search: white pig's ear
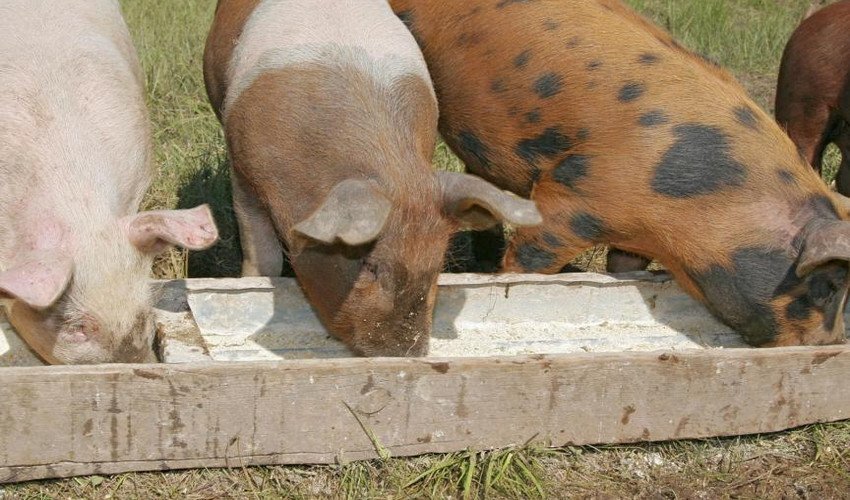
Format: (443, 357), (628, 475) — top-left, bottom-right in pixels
(0, 252), (73, 309)
(125, 204), (219, 255)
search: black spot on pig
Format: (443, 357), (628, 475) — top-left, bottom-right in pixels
(525, 109), (541, 123)
(566, 36), (581, 48)
(458, 131), (492, 170)
(496, 0), (537, 8)
(618, 82), (645, 102)
(805, 194), (839, 219)
(544, 19), (560, 30)
(457, 32), (483, 47)
(514, 50), (532, 69)
(777, 170), (796, 185)
(553, 154), (589, 190)
(651, 124), (746, 198)
(577, 128), (590, 141)
(785, 296), (811, 320)
(542, 233), (562, 247)
(807, 265), (848, 331)
(734, 105), (759, 130)
(783, 263), (848, 330)
(516, 127), (572, 164)
(491, 79), (507, 93)
(639, 110), (669, 127)
(516, 243), (555, 271)
(570, 212), (607, 241)
(688, 247), (793, 345)
(534, 73), (564, 98)
(639, 53), (660, 65)
(587, 60), (603, 71)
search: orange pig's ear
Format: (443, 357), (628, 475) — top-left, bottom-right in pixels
(438, 171), (542, 230)
(797, 220), (850, 277)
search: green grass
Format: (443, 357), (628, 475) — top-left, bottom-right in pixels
(6, 0), (847, 497)
(120, 0), (238, 279)
(630, 0), (811, 75)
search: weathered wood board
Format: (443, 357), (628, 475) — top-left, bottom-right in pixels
(0, 273), (848, 483)
(0, 346), (848, 483)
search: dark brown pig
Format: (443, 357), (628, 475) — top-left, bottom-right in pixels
(776, 0), (850, 195)
(392, 0), (850, 347)
(204, 0), (541, 357)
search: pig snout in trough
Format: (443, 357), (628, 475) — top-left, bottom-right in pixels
(204, 0), (541, 357)
(393, 0), (850, 347)
(0, 0), (219, 364)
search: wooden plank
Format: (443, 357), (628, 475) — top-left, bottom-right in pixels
(1, 345), (848, 482)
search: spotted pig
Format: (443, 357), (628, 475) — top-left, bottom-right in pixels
(776, 0), (850, 196)
(204, 0), (541, 357)
(392, 0), (850, 347)
(0, 0), (219, 364)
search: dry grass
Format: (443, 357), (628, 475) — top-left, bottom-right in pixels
(5, 0), (848, 498)
(6, 423), (850, 498)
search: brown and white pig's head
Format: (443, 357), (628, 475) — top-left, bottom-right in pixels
(288, 172), (541, 357)
(0, 205), (218, 364)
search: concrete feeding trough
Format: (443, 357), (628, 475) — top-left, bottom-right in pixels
(156, 272), (750, 364)
(0, 272), (848, 483)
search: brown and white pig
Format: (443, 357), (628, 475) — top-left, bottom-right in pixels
(776, 0), (850, 195)
(203, 0), (541, 357)
(0, 0), (219, 364)
(392, 0), (850, 347)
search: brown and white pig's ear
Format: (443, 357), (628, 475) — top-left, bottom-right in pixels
(0, 252), (73, 309)
(126, 204), (219, 255)
(292, 179), (391, 247)
(797, 220), (850, 277)
(438, 171), (543, 230)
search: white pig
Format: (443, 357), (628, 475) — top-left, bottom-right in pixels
(0, 0), (219, 364)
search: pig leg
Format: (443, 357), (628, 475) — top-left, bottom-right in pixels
(231, 168), (284, 276)
(782, 100), (833, 173)
(606, 248), (651, 273)
(835, 119), (850, 197)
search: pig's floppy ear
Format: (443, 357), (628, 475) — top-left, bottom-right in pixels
(0, 252), (73, 309)
(438, 171), (543, 230)
(126, 204), (219, 254)
(797, 220), (850, 277)
(292, 179), (391, 246)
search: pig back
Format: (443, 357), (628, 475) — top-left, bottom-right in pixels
(218, 0), (439, 233)
(0, 0), (152, 254)
(222, 0), (434, 118)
